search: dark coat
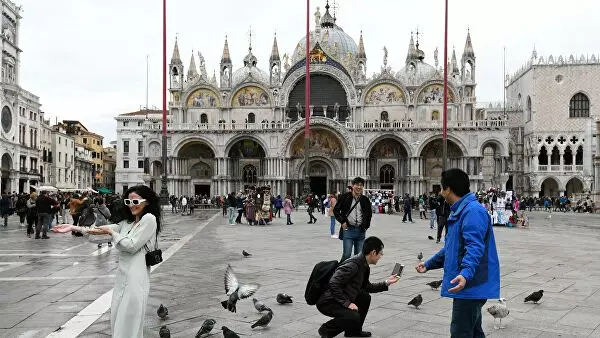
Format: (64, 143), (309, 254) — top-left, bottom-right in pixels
(318, 253), (388, 308)
(333, 192), (372, 230)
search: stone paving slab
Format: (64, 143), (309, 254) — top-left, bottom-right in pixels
(2, 210), (600, 337)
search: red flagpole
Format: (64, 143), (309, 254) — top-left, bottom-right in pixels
(442, 0), (449, 171)
(303, 0), (311, 194)
(160, 0), (169, 202)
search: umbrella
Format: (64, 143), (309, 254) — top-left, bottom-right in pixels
(98, 187), (113, 194)
(33, 185), (58, 192)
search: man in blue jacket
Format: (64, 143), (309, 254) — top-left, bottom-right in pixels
(416, 168), (500, 338)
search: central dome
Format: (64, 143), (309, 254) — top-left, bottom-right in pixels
(293, 25), (358, 63)
(231, 48), (269, 87)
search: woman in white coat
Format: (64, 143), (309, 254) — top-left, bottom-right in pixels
(52, 185), (161, 338)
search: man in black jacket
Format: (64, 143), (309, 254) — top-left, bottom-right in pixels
(317, 237), (399, 338)
(435, 195), (450, 243)
(334, 177), (373, 262)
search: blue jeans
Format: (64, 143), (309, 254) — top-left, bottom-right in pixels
(341, 226), (365, 262)
(429, 209), (437, 229)
(330, 216), (336, 235)
(450, 298), (486, 338)
(227, 207), (235, 224)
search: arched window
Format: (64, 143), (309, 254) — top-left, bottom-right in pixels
(431, 110), (440, 121)
(247, 112), (256, 123)
(563, 146), (573, 165)
(200, 113), (208, 124)
(575, 145), (583, 165)
(380, 111), (389, 121)
(526, 96), (532, 121)
(538, 146), (548, 165)
(550, 146), (560, 165)
(517, 93), (522, 109)
(379, 165), (395, 184)
(242, 164), (257, 184)
(569, 93), (590, 118)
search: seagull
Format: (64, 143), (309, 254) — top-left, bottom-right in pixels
(487, 298), (509, 329)
(417, 252), (423, 261)
(242, 250), (252, 257)
(426, 280), (443, 290)
(251, 309), (274, 329)
(253, 298), (271, 313)
(427, 235), (434, 240)
(157, 304), (168, 320)
(222, 326), (240, 338)
(159, 325), (171, 338)
(195, 319), (216, 337)
(524, 290), (544, 304)
(222, 264), (259, 313)
(408, 294), (423, 309)
(276, 293), (293, 304)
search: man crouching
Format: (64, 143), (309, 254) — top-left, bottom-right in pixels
(316, 236), (399, 338)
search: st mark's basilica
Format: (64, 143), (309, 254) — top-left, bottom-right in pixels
(115, 2), (512, 198)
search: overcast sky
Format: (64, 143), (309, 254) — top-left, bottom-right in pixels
(18, 0), (600, 142)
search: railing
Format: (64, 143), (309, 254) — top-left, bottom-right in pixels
(538, 165), (548, 171)
(550, 165), (561, 171)
(143, 119), (507, 132)
(563, 165), (573, 171)
(538, 165), (584, 172)
(576, 165), (584, 171)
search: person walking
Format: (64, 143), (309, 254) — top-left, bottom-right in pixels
(284, 194), (294, 225)
(328, 193), (337, 238)
(226, 192), (237, 225)
(52, 185), (161, 338)
(307, 193), (318, 224)
(436, 195), (451, 243)
(401, 193), (414, 223)
(316, 236), (399, 338)
(416, 169), (500, 338)
(333, 177), (372, 262)
(35, 191), (55, 239)
(26, 193), (37, 238)
(274, 195), (283, 218)
(428, 192), (439, 230)
(0, 193), (10, 227)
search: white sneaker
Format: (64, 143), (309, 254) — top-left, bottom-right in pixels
(331, 235), (337, 238)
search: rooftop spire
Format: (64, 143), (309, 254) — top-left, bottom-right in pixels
(270, 33), (280, 62)
(187, 50), (198, 80)
(320, 0), (335, 28)
(406, 32), (418, 63)
(463, 29), (475, 58)
(171, 36), (182, 64)
(221, 35), (232, 64)
(451, 47), (459, 74)
(357, 30), (366, 59)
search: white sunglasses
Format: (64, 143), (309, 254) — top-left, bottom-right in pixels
(124, 198), (147, 206)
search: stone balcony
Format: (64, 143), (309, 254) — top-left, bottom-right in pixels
(538, 165), (583, 172)
(142, 118), (507, 133)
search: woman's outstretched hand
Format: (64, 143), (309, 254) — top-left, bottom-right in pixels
(51, 224), (74, 233)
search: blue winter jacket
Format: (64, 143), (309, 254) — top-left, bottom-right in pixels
(424, 192), (500, 299)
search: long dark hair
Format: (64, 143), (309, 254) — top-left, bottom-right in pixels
(124, 185), (162, 234)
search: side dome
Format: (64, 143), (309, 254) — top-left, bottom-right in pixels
(232, 48), (269, 87)
(397, 60), (437, 85)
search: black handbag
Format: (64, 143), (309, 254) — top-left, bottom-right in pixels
(144, 232), (163, 267)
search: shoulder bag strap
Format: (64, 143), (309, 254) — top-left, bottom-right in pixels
(345, 196), (361, 218)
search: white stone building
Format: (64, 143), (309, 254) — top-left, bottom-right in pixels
(504, 50), (599, 198)
(116, 3), (511, 197)
(0, 0), (44, 193)
(74, 145), (93, 189)
(50, 125), (75, 189)
(40, 116), (53, 184)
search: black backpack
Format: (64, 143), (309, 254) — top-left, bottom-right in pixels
(305, 260), (339, 305)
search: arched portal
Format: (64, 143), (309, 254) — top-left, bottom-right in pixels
(565, 177), (584, 198)
(481, 142), (502, 188)
(286, 74), (349, 121)
(297, 158), (335, 197)
(177, 141), (216, 197)
(227, 139), (266, 192)
(420, 139), (463, 193)
(367, 137), (409, 191)
(540, 177), (559, 197)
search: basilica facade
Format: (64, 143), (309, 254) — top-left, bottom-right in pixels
(115, 2), (511, 198)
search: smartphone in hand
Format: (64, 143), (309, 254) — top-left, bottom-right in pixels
(392, 263), (404, 277)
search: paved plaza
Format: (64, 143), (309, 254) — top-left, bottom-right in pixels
(1, 209), (600, 337)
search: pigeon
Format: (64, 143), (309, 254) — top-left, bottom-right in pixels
(417, 252), (423, 261)
(251, 309), (274, 329)
(253, 298), (271, 313)
(426, 280), (443, 290)
(195, 319), (216, 337)
(427, 235), (434, 240)
(242, 250), (252, 257)
(157, 304), (168, 320)
(159, 325), (171, 338)
(222, 326), (240, 338)
(408, 294), (423, 309)
(276, 293), (293, 304)
(222, 264), (259, 313)
(524, 290), (544, 304)
(487, 298), (510, 329)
